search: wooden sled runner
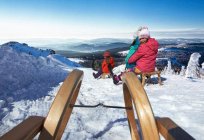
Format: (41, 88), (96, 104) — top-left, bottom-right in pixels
(136, 71), (162, 86)
(0, 69), (84, 140)
(122, 72), (194, 140)
(0, 70), (194, 140)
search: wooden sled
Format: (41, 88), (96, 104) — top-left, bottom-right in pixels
(0, 69), (84, 140)
(137, 71), (162, 86)
(0, 70), (194, 140)
(122, 72), (194, 140)
(101, 73), (111, 79)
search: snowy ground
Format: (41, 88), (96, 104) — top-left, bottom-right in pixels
(62, 68), (204, 140)
(69, 58), (85, 63)
(1, 67), (204, 139)
(0, 42), (204, 139)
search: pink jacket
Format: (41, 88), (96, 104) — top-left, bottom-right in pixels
(128, 38), (159, 72)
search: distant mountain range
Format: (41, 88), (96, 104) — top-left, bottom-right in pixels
(33, 38), (204, 52)
(1, 38), (204, 68)
(58, 39), (204, 69)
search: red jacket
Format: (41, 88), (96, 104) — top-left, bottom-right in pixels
(102, 57), (115, 73)
(128, 38), (159, 72)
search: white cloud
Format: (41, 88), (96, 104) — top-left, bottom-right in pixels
(151, 28), (204, 39)
(0, 19), (203, 40)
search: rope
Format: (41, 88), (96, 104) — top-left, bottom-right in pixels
(70, 103), (132, 110)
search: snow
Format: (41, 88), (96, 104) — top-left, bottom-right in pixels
(112, 64), (126, 75)
(166, 60), (173, 74)
(185, 53), (201, 78)
(0, 41), (81, 67)
(69, 58), (85, 63)
(118, 50), (128, 56)
(0, 42), (80, 132)
(0, 42), (204, 140)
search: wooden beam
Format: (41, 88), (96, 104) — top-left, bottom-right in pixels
(122, 72), (160, 140)
(0, 116), (45, 140)
(156, 117), (195, 140)
(123, 84), (140, 140)
(39, 69), (84, 140)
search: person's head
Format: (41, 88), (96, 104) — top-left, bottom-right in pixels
(138, 27), (150, 44)
(139, 38), (148, 44)
(103, 51), (111, 59)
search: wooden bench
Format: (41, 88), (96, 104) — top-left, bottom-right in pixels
(138, 71), (162, 86)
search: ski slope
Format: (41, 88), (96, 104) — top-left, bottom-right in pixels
(0, 42), (204, 139)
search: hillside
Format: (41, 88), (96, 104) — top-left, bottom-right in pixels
(0, 42), (80, 126)
(0, 42), (204, 139)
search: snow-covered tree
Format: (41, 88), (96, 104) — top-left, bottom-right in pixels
(185, 53), (201, 78)
(180, 66), (186, 76)
(200, 62), (204, 78)
(166, 60), (173, 74)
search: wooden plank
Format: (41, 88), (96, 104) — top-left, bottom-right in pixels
(123, 84), (140, 140)
(122, 72), (159, 140)
(39, 69), (84, 140)
(140, 71), (162, 86)
(101, 73), (110, 79)
(0, 116), (45, 140)
(156, 117), (195, 140)
(142, 71), (161, 75)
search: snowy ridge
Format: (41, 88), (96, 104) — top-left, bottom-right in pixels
(0, 41), (81, 67)
(0, 42), (81, 132)
(48, 54), (81, 67)
(1, 41), (52, 57)
(0, 44), (69, 127)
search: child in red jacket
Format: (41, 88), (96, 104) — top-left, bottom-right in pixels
(93, 51), (115, 79)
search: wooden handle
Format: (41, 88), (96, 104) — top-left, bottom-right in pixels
(122, 72), (159, 140)
(39, 69), (84, 140)
(156, 117), (195, 140)
(0, 116), (45, 140)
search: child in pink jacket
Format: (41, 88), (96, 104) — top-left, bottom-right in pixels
(113, 27), (159, 84)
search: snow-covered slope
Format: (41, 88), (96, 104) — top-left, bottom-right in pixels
(1, 68), (204, 139)
(0, 42), (204, 139)
(0, 42), (81, 129)
(0, 42), (81, 67)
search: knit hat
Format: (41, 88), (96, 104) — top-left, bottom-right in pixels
(103, 51), (111, 57)
(138, 27), (150, 39)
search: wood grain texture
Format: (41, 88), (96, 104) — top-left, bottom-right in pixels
(122, 72), (160, 140)
(156, 117), (195, 140)
(39, 69), (84, 140)
(136, 71), (162, 86)
(123, 84), (140, 140)
(0, 116), (45, 140)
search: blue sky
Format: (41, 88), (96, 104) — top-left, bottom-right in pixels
(0, 0), (204, 39)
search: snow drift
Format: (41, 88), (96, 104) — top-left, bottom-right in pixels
(0, 42), (80, 127)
